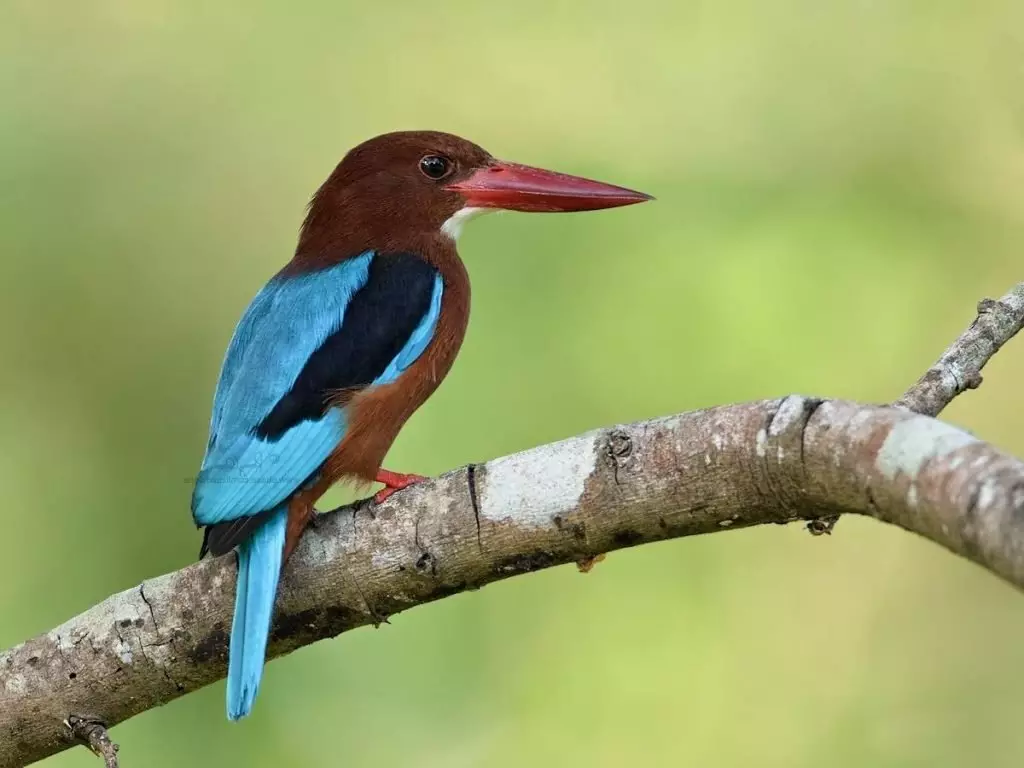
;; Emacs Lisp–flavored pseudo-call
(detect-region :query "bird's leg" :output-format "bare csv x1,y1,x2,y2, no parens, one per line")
374,469,427,504
283,487,325,562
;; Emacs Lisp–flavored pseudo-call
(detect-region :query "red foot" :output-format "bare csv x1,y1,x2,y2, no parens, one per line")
373,469,427,504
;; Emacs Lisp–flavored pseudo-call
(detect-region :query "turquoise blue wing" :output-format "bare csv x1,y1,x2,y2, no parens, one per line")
192,253,373,527
192,251,444,538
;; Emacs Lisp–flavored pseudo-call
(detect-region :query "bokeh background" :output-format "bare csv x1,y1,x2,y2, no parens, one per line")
3,1,1024,766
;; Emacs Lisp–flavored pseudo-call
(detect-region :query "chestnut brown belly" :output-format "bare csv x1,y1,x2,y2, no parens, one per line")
320,378,428,482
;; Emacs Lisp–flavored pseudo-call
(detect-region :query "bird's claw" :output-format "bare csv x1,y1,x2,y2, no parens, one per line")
373,472,427,505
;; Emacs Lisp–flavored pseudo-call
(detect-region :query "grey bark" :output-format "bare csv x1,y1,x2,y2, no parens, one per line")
1,283,1022,767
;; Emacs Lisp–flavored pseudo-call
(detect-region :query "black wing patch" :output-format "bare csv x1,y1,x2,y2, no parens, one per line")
255,252,438,439
200,252,439,558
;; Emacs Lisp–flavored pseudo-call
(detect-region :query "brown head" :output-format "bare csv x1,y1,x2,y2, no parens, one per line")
294,130,651,263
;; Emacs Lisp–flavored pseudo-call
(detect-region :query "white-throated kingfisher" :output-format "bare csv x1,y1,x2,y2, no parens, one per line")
190,131,651,720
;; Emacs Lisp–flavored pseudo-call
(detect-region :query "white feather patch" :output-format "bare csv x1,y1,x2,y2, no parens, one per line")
441,207,490,241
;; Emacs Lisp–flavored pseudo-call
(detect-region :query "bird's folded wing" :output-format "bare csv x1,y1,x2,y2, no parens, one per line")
192,251,443,532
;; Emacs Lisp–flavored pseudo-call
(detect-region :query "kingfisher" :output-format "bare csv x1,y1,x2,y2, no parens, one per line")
191,130,651,720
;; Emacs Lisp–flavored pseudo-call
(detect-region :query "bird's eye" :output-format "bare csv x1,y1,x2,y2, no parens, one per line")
419,155,452,180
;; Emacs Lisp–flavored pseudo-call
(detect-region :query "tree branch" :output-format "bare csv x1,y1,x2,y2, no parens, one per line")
2,283,1023,767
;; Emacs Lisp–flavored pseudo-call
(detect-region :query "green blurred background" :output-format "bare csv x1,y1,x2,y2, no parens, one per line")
3,1,1024,765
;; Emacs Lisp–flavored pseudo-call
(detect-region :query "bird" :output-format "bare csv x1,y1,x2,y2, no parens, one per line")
190,130,652,721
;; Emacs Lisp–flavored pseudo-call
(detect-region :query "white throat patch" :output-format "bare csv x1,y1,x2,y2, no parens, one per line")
441,207,491,241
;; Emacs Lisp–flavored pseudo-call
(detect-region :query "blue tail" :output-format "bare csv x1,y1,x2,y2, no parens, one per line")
226,505,287,721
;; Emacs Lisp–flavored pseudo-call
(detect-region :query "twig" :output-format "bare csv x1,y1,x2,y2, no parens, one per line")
896,282,1024,416
66,715,119,768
